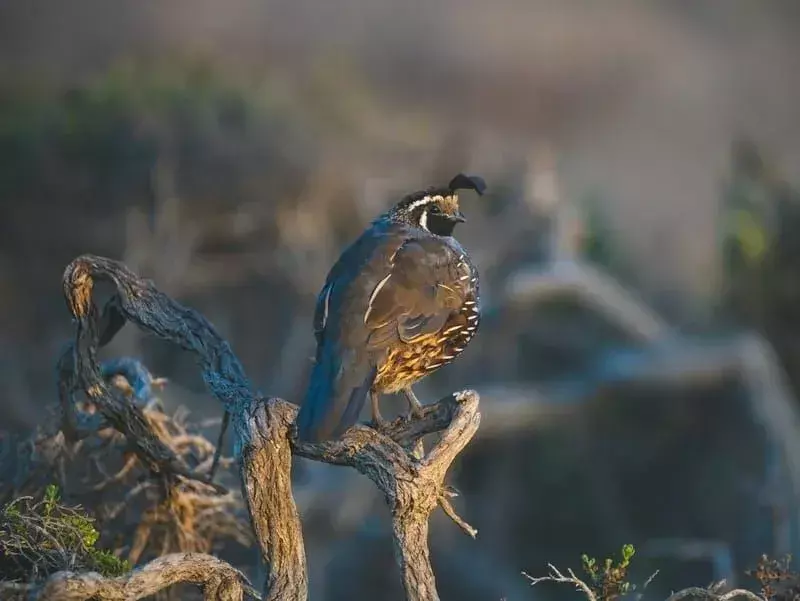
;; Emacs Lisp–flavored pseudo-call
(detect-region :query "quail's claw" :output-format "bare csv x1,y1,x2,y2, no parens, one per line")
369,414,390,433
401,407,425,423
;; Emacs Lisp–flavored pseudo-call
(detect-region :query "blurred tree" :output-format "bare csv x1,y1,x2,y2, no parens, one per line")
718,137,800,398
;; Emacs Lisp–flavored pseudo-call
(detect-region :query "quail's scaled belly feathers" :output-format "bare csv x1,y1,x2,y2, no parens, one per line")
371,237,480,394
295,173,486,443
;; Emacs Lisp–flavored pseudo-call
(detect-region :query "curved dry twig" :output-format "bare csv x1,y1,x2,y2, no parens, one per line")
664,588,765,601
27,553,260,601
524,563,598,601
56,351,225,495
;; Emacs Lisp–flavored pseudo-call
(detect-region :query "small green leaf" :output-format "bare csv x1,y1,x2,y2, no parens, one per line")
44,484,60,517
90,549,131,577
622,544,635,562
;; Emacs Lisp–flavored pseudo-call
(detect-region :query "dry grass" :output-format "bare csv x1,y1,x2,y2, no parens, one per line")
0,362,252,598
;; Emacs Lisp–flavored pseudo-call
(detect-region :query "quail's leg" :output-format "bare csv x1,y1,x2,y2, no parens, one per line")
403,387,425,419
369,390,389,431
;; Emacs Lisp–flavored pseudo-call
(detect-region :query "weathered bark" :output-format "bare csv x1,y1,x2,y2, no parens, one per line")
55,254,480,600
394,516,435,599
236,399,308,601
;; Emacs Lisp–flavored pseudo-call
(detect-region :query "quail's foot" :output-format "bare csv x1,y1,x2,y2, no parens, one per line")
369,391,391,433
403,388,426,420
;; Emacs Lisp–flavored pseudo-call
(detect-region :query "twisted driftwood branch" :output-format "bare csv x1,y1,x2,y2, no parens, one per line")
58,254,479,601
20,553,259,601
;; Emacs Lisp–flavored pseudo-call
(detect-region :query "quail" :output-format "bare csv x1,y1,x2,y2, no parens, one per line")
295,173,486,443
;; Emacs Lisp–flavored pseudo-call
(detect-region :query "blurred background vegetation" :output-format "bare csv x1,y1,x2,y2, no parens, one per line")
3,1,800,599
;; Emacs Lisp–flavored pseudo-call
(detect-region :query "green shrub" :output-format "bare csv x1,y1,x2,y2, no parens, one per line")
581,543,637,601
0,484,130,583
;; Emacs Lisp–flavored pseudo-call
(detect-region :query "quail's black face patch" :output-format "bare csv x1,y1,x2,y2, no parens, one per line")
422,202,462,236
403,194,463,236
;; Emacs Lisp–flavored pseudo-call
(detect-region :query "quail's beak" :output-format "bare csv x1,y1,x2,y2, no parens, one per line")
453,211,467,223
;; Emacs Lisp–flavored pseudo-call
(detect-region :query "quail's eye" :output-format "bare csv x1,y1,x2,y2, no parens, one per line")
428,205,442,214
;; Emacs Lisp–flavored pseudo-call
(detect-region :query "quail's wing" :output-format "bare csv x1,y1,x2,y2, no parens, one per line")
298,273,373,443
362,237,471,349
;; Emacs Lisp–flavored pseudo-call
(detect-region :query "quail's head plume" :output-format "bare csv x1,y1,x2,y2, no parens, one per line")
295,173,486,443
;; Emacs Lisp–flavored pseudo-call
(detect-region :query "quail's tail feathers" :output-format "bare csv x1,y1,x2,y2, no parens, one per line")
295,350,377,443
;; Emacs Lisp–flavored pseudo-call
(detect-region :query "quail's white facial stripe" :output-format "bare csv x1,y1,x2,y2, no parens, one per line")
407,196,434,212
419,209,429,231
407,195,444,213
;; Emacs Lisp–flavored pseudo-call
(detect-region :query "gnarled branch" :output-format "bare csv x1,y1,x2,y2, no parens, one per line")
57,254,480,601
